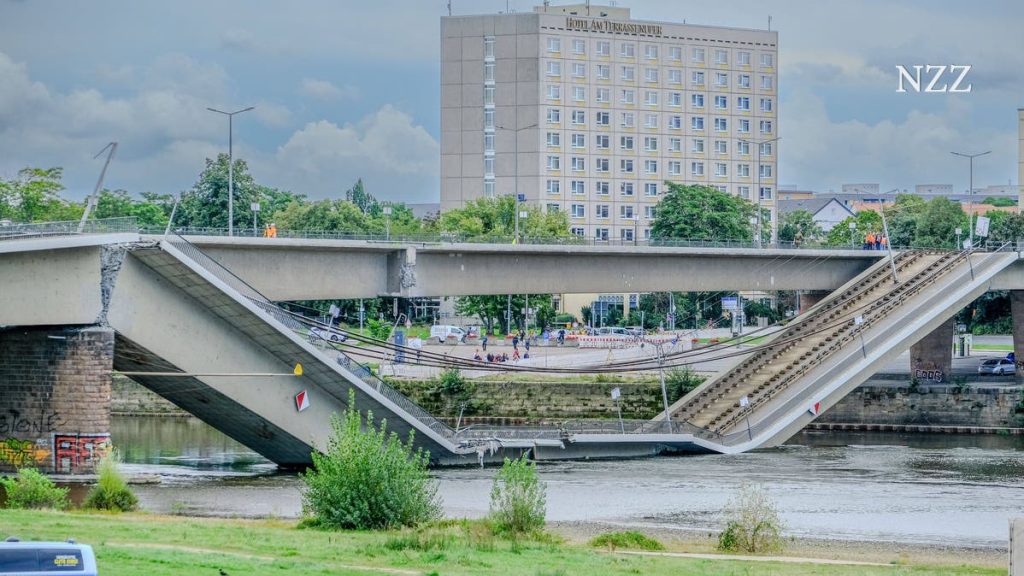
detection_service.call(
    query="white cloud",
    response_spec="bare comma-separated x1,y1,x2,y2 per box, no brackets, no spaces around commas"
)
300,78,358,101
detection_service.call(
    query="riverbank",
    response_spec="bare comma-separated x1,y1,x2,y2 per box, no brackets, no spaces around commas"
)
0,510,1003,575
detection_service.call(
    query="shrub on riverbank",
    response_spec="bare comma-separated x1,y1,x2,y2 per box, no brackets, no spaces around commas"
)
0,468,69,510
300,391,440,530
666,367,705,402
489,455,546,534
717,483,784,554
590,530,665,551
83,450,138,512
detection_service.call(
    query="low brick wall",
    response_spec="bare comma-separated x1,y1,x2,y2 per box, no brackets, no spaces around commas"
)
817,382,1024,428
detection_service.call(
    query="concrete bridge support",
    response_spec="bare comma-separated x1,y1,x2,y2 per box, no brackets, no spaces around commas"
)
0,326,113,474
910,320,954,383
798,291,829,313
1012,291,1024,386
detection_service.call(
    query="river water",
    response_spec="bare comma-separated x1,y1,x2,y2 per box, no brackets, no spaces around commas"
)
111,416,1024,548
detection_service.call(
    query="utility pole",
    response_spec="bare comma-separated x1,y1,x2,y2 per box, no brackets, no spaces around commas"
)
951,150,991,250
656,343,671,433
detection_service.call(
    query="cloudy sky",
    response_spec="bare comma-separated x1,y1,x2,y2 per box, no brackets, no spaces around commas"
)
0,0,1021,202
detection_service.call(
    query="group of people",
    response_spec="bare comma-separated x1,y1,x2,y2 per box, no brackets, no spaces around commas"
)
473,349,526,363
863,232,889,250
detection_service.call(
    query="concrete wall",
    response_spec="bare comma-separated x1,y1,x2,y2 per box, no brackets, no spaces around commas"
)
0,326,113,473
818,383,1023,428
0,245,104,326
910,321,954,382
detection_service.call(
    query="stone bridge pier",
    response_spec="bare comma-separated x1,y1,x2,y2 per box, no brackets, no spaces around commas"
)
0,326,113,474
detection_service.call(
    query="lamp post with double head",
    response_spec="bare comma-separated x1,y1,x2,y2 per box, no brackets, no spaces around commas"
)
497,122,538,243
207,106,255,237
951,150,991,249
739,136,781,248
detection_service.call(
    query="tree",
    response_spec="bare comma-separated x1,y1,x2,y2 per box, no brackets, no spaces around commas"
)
651,183,757,241
0,167,80,222
433,196,570,241
455,294,554,334
272,199,370,233
345,178,377,214
177,153,294,232
914,197,966,248
826,211,882,248
777,209,823,245
884,195,927,248
982,196,1016,208
92,189,170,229
988,211,1024,244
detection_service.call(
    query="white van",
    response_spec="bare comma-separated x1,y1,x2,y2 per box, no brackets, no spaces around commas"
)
430,325,466,343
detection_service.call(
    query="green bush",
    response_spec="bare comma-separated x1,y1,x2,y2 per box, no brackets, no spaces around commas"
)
301,390,441,530
717,483,784,554
433,368,479,417
589,531,664,551
553,313,576,324
367,319,393,341
83,450,138,512
489,455,546,534
666,367,705,402
0,468,69,510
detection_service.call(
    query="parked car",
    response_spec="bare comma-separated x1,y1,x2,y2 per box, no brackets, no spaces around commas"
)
430,325,466,343
309,326,348,343
0,538,98,575
595,327,631,338
978,357,1016,375
624,326,645,337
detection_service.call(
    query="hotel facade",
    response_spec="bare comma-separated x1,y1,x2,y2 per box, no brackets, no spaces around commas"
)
441,3,780,242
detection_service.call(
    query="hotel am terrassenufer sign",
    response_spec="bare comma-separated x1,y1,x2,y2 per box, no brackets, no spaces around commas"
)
566,17,663,36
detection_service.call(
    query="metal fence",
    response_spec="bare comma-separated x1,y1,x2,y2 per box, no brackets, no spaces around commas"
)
0,217,139,241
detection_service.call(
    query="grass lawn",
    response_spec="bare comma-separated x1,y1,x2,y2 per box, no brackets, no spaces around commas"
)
0,510,1001,576
973,344,1012,352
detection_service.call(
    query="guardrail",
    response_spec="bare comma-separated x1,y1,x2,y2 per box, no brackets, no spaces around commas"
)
0,217,139,241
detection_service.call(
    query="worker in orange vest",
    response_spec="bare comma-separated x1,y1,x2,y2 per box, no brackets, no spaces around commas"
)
881,235,889,250
864,232,875,250
268,223,278,238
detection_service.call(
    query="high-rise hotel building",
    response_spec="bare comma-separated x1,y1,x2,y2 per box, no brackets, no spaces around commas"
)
441,3,779,242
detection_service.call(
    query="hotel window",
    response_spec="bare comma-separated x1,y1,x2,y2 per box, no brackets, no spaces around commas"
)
644,136,658,151
645,44,658,59
760,186,773,200
760,120,773,134
596,204,610,218
484,109,495,128
738,51,751,66
546,84,560,100
669,92,682,107
644,159,658,174
737,141,750,155
737,96,750,111
669,46,682,61
715,72,728,87
645,183,658,197
571,180,586,195
760,97,773,112
692,71,705,86
715,49,728,64
669,115,682,129
596,64,610,80
546,61,562,77
644,90,658,106
620,205,635,219
546,132,561,147
620,136,634,150
714,117,727,132
760,164,773,178
761,75,774,90
715,162,728,177
595,134,610,149
547,37,561,53
571,133,585,148
596,87,610,103
691,93,704,108
484,157,494,175
692,138,705,153
621,66,635,82
596,158,610,172
484,180,495,196
571,204,586,218
572,110,586,125
692,47,705,62
738,118,750,133
621,228,634,241
738,74,751,88
484,62,495,82
571,226,585,236
571,157,585,172
620,159,635,174
572,62,586,78
620,182,634,196
546,203,560,213
484,37,495,59
715,140,727,154
595,227,609,241
620,42,635,57
738,164,750,177
484,133,495,152
668,160,681,175
621,112,635,128
738,185,750,199
546,155,560,170
667,69,682,84
595,181,610,195
714,95,727,109
573,86,586,102
596,111,610,125
572,39,586,54
760,53,774,68
760,142,774,156
691,161,705,176
546,108,561,124
596,40,610,56
692,116,705,131
669,137,682,152
546,179,561,194
644,113,658,128
620,89,635,104
644,67,658,83
644,205,657,218
484,86,495,104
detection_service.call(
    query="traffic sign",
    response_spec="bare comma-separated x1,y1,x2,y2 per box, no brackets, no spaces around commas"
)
295,390,310,412
722,296,739,311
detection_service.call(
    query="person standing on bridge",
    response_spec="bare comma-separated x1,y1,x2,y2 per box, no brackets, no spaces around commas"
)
874,233,881,250
864,232,875,250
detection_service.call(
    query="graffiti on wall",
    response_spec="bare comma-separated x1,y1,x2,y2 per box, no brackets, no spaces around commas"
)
53,433,111,473
0,437,51,467
0,409,64,435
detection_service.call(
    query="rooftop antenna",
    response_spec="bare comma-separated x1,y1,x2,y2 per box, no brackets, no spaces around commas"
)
447,0,451,15
586,0,590,16
768,15,772,31
77,142,118,233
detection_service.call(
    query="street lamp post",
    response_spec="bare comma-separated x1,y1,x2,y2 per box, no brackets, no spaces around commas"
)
951,150,991,249
251,202,260,236
382,205,393,241
497,122,538,244
207,106,255,237
739,136,781,248
849,221,857,250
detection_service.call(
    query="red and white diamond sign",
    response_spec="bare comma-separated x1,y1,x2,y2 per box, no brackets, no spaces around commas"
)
295,390,310,412
808,401,820,416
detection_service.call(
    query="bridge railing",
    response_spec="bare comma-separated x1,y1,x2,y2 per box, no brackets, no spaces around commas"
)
0,217,139,241
162,233,463,445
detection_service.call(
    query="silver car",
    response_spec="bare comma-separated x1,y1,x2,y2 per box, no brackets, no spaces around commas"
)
309,326,348,343
977,358,1015,375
